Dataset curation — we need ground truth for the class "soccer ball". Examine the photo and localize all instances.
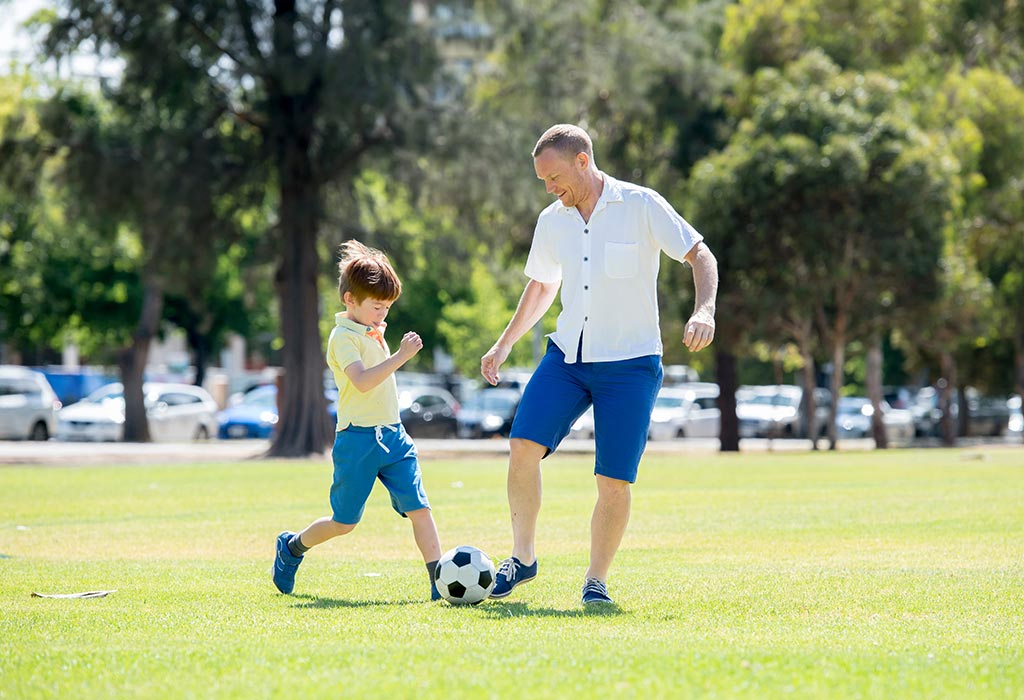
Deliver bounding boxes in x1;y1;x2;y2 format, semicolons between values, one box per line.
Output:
434;545;496;605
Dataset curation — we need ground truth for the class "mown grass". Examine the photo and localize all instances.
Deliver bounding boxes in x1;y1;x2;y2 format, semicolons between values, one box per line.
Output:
1;447;1022;699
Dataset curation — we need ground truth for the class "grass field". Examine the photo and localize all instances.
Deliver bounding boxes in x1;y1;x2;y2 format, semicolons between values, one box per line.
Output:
1;447;1022;699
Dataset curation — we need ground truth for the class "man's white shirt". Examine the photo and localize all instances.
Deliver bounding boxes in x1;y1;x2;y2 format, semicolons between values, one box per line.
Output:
524;173;703;363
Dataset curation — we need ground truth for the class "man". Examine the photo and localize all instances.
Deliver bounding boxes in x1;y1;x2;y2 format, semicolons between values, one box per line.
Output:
480;124;718;605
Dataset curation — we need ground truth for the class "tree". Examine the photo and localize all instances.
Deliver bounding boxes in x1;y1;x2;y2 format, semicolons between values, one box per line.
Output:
43;1;443;455
690;52;955;449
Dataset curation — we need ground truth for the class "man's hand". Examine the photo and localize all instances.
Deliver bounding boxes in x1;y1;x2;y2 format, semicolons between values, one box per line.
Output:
683;312;715;352
481;344;511;386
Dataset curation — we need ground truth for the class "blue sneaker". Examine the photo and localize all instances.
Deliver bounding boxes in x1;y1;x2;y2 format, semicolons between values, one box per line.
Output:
489;556;538;599
272;531;303;594
581;577;613;605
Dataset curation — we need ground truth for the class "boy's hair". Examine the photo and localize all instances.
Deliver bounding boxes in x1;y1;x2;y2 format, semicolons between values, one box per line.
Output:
337;240;401;303
532;124;594;160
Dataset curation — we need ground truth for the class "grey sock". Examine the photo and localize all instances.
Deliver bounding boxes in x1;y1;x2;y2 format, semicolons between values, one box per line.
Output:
425;560;439;582
287;534;309;557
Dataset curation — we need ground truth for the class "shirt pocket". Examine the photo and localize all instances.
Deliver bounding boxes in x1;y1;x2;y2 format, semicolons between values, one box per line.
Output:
605;241;639;279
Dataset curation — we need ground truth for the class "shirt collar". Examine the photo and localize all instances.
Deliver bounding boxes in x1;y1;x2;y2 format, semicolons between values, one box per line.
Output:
556;172;623;215
335;312;386;338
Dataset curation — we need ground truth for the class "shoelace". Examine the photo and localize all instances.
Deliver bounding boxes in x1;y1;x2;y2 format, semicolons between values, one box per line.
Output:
497;558;520;580
374;424;398;453
582;578;608;597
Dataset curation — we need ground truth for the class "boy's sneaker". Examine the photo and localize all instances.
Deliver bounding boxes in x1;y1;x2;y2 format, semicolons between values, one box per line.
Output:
489;556;538;599
272;531;303;594
581;577;613;605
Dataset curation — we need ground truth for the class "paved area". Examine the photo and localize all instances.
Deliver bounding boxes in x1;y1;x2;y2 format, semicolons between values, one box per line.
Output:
0;436;892;465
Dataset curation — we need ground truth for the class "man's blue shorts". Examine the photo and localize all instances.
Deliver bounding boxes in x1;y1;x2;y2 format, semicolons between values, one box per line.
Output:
329;424;430;525
509;339;664;483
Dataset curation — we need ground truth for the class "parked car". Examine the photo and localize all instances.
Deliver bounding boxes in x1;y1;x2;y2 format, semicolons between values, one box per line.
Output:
834;397;915;442
56;382;218;442
0;366;61;441
912;386;1012;437
398;386;460;438
648;383;720;440
217;384;280;439
737;385;830;439
570;406;595;439
1007;395;1022;440
457;388;520;439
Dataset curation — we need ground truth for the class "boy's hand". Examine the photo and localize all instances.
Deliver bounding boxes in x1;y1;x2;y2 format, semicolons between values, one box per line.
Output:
398;331;424;359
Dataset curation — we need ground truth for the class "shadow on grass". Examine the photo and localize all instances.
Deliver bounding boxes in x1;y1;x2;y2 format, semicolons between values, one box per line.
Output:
476;600;627;619
289;594;422;609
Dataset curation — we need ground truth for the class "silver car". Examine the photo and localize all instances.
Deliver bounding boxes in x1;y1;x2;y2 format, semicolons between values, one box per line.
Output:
0;366;61;440
57;382;219;442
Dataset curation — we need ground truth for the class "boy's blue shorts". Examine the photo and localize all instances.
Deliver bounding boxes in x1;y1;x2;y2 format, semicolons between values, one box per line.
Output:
509;339;663;483
329;424;430;525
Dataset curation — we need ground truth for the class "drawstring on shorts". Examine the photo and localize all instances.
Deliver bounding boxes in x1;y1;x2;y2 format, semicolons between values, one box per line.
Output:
374;424;398;453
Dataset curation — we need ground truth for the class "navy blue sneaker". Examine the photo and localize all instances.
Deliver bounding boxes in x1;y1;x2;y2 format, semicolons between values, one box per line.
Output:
489;556;538;599
581;577;613;605
272;531;303;594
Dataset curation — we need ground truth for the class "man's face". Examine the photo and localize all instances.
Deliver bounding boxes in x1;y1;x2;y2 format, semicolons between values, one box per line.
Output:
534;148;588;208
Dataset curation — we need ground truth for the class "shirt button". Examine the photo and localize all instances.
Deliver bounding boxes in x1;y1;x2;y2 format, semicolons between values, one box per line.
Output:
584;228;589;233
584;257;588;261
585;316;589;322
584;285;589;290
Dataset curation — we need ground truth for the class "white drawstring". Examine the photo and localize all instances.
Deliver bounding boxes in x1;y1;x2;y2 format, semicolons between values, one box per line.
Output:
374;424;398;453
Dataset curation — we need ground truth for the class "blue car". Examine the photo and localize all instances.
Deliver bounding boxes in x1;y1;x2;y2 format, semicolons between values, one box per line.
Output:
218;384;339;439
217;385;279;439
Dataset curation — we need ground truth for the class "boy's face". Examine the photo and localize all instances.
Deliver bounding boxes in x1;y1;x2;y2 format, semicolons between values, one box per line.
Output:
343;293;393;329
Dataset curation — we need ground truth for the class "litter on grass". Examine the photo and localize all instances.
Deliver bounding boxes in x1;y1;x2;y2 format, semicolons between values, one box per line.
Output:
31;590;117;599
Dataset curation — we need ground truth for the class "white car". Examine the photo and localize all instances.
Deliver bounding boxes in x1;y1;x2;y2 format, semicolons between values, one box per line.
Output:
0;366;61;440
648;383;720;440
57;382;219;442
1008;395;1022;440
835;397;915;442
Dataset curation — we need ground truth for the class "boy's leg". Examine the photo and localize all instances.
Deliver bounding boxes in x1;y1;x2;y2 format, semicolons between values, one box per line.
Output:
406;507;443;601
297;517;356;548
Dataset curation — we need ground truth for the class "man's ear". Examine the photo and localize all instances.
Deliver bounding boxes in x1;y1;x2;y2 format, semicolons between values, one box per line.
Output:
576;152;590;170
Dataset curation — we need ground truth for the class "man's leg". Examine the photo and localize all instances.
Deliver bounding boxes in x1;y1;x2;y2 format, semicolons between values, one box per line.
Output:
586;474;631;582
508;437;548;565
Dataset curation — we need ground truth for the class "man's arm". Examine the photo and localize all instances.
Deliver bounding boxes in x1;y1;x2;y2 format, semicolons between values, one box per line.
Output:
683;241;718;352
481;279;560;386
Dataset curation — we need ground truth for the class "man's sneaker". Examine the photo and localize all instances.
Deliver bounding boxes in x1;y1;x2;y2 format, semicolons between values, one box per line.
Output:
581;577;613;605
489;556;538;599
272;531;303;594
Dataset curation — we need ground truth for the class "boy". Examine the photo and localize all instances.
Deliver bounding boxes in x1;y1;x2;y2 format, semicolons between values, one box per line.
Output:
272;240;444;600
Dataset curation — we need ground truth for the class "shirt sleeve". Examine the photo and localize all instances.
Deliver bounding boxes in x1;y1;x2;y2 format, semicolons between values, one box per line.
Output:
646;191;703;264
523;215;562;283
329;332;363;372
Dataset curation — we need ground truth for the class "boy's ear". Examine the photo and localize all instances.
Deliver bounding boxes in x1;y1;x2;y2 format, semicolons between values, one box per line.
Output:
342;291;355;306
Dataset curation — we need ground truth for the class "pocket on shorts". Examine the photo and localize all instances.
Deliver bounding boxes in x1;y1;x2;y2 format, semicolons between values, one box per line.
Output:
605;242;639;278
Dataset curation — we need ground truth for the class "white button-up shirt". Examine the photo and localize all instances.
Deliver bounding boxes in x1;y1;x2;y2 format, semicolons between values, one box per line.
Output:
524;174;703;363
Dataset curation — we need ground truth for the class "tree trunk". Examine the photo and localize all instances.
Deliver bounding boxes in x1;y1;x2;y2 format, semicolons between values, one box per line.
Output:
118;278;164;442
267;141;332;458
716;349;740;452
939;351;957;447
1015;334;1024;399
826;318;846;451
867;335;887;449
800;350;818;448
957;383;970;437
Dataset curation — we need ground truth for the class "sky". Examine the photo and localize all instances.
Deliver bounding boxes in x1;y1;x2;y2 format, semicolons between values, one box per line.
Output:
0;0;121;79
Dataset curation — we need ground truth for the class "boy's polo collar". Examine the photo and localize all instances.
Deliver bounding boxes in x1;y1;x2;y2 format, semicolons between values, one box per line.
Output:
335;312;386;337
556;172;623;216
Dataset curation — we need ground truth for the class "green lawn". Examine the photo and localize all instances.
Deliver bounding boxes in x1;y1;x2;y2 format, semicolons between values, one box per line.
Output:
1;448;1022;699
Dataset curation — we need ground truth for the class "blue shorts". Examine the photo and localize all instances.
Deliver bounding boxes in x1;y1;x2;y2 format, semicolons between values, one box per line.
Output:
510;340;663;483
329;424;430;525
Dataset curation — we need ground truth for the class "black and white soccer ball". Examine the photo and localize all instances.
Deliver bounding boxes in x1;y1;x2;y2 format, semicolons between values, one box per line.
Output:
434;545;496;605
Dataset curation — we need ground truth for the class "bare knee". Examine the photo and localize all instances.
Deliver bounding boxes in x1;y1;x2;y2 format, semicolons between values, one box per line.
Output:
510;438;547;466
331;521;357;536
596;474;631;500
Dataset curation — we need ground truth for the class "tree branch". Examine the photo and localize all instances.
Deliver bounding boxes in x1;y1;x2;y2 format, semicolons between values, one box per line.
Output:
170;0;257;76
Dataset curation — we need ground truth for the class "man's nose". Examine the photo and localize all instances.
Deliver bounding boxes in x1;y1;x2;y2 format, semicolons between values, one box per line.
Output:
545;181;556;194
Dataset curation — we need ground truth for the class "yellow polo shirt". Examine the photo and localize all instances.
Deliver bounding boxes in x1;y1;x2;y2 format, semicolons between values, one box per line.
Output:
326;312;400;430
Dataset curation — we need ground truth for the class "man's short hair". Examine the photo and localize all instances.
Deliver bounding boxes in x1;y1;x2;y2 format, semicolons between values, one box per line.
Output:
337;240;401;303
532;124;594;160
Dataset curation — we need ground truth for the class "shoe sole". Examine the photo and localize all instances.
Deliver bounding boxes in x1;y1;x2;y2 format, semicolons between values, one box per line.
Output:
582;596;614;605
488;574;537;599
